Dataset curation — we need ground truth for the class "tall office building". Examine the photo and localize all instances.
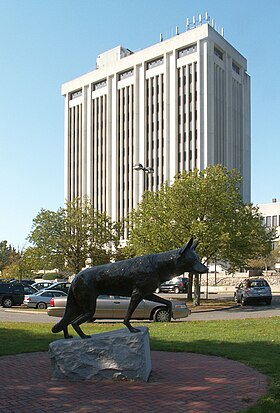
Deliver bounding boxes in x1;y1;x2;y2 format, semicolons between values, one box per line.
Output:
62;14;251;226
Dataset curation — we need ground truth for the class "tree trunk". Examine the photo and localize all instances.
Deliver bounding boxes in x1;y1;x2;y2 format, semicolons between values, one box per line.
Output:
193;273;201;306
187;273;193;300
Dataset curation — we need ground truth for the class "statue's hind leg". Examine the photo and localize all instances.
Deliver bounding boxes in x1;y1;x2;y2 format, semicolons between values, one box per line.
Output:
63;326;73;339
71;298;97;339
124;290;143;333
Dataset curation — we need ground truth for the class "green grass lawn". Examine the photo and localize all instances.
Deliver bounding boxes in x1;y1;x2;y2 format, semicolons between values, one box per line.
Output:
1;318;280;412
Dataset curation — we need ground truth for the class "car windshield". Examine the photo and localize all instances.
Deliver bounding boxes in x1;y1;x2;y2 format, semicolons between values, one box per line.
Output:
248;280;268;288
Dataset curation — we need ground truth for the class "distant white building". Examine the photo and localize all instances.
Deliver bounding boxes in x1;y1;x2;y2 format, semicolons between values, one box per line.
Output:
258;198;280;242
62;14;251;227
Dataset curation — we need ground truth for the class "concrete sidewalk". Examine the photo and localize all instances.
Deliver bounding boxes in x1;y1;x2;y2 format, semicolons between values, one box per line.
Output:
0;350;267;413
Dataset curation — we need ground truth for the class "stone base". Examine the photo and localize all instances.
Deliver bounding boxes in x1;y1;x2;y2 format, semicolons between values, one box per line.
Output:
49;326;151;382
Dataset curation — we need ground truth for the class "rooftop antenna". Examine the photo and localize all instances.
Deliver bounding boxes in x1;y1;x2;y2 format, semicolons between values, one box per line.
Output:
211;18;215;28
199;14;202;25
160;33;163;42
186;17;190;30
175;25;179;35
221;27;224;37
205;11;209;22
192;15;196;27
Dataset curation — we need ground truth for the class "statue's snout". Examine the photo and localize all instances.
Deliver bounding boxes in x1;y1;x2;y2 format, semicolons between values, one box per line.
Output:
193;262;208;274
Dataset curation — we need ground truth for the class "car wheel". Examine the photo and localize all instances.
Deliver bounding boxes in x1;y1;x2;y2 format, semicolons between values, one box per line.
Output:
37;302;47;310
2;297;13;308
153;308;171;322
233;293;240;303
241;296;247;306
174;287;180;294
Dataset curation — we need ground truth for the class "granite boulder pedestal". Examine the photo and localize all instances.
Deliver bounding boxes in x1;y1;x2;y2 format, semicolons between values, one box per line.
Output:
49;326;151;382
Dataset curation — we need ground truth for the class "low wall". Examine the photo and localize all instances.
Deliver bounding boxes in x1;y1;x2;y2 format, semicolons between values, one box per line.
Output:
200;272;280;293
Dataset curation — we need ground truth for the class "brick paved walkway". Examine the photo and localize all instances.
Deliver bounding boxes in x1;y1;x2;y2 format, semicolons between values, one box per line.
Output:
0;351;267;413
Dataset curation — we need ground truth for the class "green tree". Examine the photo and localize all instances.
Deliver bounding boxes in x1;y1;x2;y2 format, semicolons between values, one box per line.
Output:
127;165;274;304
28;197;121;275
0;241;19;276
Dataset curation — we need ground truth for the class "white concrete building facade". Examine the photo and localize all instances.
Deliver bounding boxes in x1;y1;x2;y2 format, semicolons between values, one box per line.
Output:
258;199;280;241
62;19;251;225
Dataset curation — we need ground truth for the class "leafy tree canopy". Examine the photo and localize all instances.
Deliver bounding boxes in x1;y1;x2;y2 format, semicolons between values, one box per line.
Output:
126;165;275;272
28;197;121;275
0;241;19;274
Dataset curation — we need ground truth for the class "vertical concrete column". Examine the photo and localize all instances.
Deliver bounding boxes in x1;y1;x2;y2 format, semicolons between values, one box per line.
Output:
128;84;134;211
119;88;124;221
225;53;233;169
93;98;98;210
102;95;107;212
123;87;128;218
87;86;93;200
110;75;117;222
167;51;177;182
158;73;163;184
70;106;75;200
202;40;209;167
64;93;70;201
196;41;202;170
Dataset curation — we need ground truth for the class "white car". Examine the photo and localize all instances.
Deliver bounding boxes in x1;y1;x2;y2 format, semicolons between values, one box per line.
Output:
23;290;67;310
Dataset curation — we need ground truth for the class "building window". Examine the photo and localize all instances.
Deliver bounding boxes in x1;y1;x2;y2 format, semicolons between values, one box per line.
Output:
178;44;197;58
94;80;107;90
70;89;82;100
119;69;134;81
214;47;223;60
147;57;163;70
272;215;277;227
266;216;271;227
232;61;240;75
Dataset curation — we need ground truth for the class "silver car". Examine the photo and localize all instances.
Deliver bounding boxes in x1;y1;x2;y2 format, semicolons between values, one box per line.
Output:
47;295;190;322
234;278;272;306
23;290;68;310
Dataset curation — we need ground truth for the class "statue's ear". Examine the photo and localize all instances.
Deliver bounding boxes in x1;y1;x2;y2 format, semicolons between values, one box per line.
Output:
192;240;199;250
180;238;193;255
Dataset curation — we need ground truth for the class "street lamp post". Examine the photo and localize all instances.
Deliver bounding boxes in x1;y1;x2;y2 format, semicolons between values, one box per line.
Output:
133;163;154;192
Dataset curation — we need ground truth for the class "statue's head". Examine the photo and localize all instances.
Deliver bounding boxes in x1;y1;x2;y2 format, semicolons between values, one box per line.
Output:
176;238;208;274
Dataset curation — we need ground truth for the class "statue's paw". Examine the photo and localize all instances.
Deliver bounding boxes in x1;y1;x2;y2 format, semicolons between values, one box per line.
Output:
81;334;91;339
131;328;141;333
64;335;73;339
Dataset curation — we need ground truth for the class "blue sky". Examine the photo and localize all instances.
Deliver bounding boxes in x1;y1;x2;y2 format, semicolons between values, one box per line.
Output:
0;0;280;249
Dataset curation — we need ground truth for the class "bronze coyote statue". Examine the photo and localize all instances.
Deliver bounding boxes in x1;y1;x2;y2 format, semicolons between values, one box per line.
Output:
52;238;207;338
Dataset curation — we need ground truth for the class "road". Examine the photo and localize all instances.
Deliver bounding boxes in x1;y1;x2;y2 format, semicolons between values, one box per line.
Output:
1;294;280;324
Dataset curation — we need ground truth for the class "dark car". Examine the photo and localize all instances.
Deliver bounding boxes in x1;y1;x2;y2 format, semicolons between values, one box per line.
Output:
10;279;34;286
0;282;25;308
158;277;189;294
234;278;272;306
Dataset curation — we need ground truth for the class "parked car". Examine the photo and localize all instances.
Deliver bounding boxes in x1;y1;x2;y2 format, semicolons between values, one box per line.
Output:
0;282;25;308
157;277;189;294
9;279;34;286
234;278;272;306
23;285;39;295
32;281;53;291
44;282;71;294
23;290;68;309
47;295;191;322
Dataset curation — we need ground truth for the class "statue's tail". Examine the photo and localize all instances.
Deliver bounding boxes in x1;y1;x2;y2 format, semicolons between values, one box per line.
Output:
52;286;78;333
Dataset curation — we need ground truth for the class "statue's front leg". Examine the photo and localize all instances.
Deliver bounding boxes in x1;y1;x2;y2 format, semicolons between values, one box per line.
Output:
123;292;142;333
